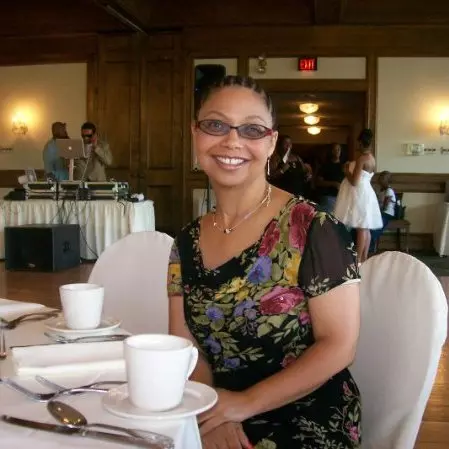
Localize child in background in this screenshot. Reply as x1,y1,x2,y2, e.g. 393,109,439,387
370,171,397,252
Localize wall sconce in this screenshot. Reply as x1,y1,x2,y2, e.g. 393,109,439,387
440,120,449,136
256,55,267,74
12,113,28,135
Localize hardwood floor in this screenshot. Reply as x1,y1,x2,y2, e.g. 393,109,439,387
0,261,448,448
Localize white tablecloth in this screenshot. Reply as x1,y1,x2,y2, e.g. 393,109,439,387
433,202,449,256
0,299,202,449
0,200,155,260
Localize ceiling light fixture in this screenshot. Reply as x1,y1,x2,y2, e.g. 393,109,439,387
304,115,320,125
307,126,321,135
299,103,319,114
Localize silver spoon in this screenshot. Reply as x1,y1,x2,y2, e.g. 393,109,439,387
47,401,174,448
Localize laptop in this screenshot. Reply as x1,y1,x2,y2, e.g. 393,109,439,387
55,138,86,159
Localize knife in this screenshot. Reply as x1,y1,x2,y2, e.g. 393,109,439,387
1,415,171,448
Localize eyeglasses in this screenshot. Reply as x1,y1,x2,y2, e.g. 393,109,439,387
196,120,273,140
82,133,93,138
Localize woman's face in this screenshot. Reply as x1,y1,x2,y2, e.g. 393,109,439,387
192,86,277,188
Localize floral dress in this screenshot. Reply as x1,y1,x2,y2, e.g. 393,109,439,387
168,197,361,449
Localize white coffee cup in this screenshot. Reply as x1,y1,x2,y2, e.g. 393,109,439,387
124,334,199,411
59,283,104,330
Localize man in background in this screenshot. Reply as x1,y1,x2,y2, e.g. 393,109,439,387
42,122,69,181
75,122,112,181
316,143,345,213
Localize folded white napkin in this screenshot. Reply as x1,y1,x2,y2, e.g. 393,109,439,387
0,298,45,319
11,341,125,376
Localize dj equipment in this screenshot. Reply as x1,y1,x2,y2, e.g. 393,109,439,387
25,182,57,200
24,181,129,201
58,181,89,201
86,181,129,200
4,224,80,272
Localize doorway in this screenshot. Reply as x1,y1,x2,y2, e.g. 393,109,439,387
269,90,366,170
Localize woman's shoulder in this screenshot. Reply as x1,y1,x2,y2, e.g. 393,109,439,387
280,195,333,227
175,217,201,245
275,196,341,252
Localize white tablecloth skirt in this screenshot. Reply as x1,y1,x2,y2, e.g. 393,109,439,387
0,200,155,260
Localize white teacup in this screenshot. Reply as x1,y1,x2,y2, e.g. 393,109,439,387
59,283,104,330
124,334,199,412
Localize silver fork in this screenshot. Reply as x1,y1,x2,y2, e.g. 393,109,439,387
0,378,108,402
44,332,129,344
35,375,126,392
0,329,6,359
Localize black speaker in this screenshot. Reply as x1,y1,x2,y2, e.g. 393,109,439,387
4,224,80,272
194,64,227,116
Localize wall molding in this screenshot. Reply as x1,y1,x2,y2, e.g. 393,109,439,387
372,172,448,194
378,232,433,252
184,25,449,56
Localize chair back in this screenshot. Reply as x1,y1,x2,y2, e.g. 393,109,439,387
351,251,447,449
88,231,174,334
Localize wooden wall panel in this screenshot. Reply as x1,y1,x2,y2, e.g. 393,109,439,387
146,186,176,235
100,62,137,168
144,60,176,169
97,35,141,190
140,34,184,235
0,35,98,66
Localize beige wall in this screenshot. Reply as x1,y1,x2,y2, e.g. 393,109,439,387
377,58,449,234
377,57,449,173
0,63,87,171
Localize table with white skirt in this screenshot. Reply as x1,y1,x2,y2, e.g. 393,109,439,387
0,298,203,449
0,200,155,260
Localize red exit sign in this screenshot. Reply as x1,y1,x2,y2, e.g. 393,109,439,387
298,57,318,71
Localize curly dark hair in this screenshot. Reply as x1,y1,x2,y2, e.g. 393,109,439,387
357,128,373,149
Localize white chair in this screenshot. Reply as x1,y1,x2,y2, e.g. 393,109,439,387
351,251,448,449
88,231,174,334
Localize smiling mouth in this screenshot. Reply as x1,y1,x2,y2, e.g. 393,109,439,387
213,156,248,168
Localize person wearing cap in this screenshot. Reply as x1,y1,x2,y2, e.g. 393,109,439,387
42,122,69,181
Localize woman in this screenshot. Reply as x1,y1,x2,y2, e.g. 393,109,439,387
168,75,361,449
334,129,383,263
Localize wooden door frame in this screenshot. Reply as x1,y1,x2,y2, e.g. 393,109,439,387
256,78,372,161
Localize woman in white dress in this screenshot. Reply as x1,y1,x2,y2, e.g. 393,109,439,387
334,129,383,263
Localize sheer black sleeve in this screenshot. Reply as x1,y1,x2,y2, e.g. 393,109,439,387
299,212,360,299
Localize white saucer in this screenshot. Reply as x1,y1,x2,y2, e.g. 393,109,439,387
103,381,218,420
44,317,121,336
